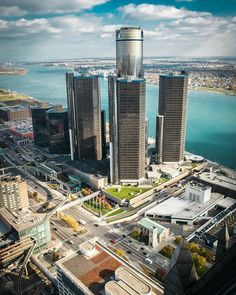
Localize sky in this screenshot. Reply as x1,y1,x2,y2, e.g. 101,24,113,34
0,0,236,61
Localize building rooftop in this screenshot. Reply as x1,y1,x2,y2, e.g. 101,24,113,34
197,172,236,192
146,193,224,221
187,180,211,192
64,159,109,179
0,208,46,232
0,175,25,184
172,193,223,221
57,245,122,294
115,267,151,295
0,106,29,111
138,218,166,234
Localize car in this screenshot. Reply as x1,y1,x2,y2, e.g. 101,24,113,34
140,247,144,250
53,228,57,231
143,252,147,256
145,258,153,265
129,240,132,243
73,233,77,237
110,240,116,244
122,234,126,238
94,224,98,227
127,250,132,254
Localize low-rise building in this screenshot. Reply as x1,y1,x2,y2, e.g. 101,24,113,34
0,208,51,253
0,106,31,122
63,159,109,190
56,243,158,295
138,218,169,248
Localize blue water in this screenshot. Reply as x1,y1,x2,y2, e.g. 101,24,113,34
0,65,235,169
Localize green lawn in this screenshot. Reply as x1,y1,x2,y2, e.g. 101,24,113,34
106,208,125,218
105,186,150,200
83,201,112,215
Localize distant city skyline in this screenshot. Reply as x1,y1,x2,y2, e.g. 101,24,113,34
0,0,236,61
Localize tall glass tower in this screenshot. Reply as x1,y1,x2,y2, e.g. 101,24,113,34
109,27,146,184
116,27,143,78
156,72,188,162
66,73,102,161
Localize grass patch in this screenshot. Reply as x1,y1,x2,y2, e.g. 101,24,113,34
106,209,125,218
83,201,112,215
105,186,150,200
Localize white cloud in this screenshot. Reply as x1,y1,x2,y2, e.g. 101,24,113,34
0,5,26,16
0,0,109,16
119,3,210,20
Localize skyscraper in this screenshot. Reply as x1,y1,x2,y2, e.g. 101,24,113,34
31,102,51,147
109,27,146,184
116,27,144,78
0,175,29,211
46,105,70,154
101,110,107,160
156,72,188,163
66,73,102,161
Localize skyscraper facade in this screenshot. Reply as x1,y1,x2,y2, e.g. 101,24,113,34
116,27,143,78
46,105,70,154
0,175,29,211
66,73,102,161
109,27,146,183
31,102,51,147
156,73,188,163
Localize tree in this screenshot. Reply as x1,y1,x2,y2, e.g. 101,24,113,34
192,252,206,268
33,191,38,198
188,242,199,253
115,249,125,257
160,245,174,259
28,191,33,198
175,236,183,245
131,227,141,239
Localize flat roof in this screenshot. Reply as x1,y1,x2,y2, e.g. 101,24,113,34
197,172,236,191
115,267,151,295
172,193,223,220
138,218,166,234
187,180,211,191
58,246,122,293
217,197,236,209
146,197,189,217
64,159,109,179
0,208,46,232
146,193,224,221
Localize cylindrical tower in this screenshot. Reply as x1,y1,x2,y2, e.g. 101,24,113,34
116,27,143,79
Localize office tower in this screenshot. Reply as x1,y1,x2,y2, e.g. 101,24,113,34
117,79,146,181
156,72,188,163
66,73,102,161
109,27,146,184
116,27,143,78
46,105,70,154
108,75,119,184
215,224,229,260
0,175,29,211
101,110,107,159
32,102,51,147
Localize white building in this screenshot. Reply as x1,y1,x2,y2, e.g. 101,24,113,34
138,218,169,248
185,181,211,204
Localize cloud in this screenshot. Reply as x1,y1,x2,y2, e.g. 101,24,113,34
119,3,210,20
0,0,109,16
0,6,26,16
